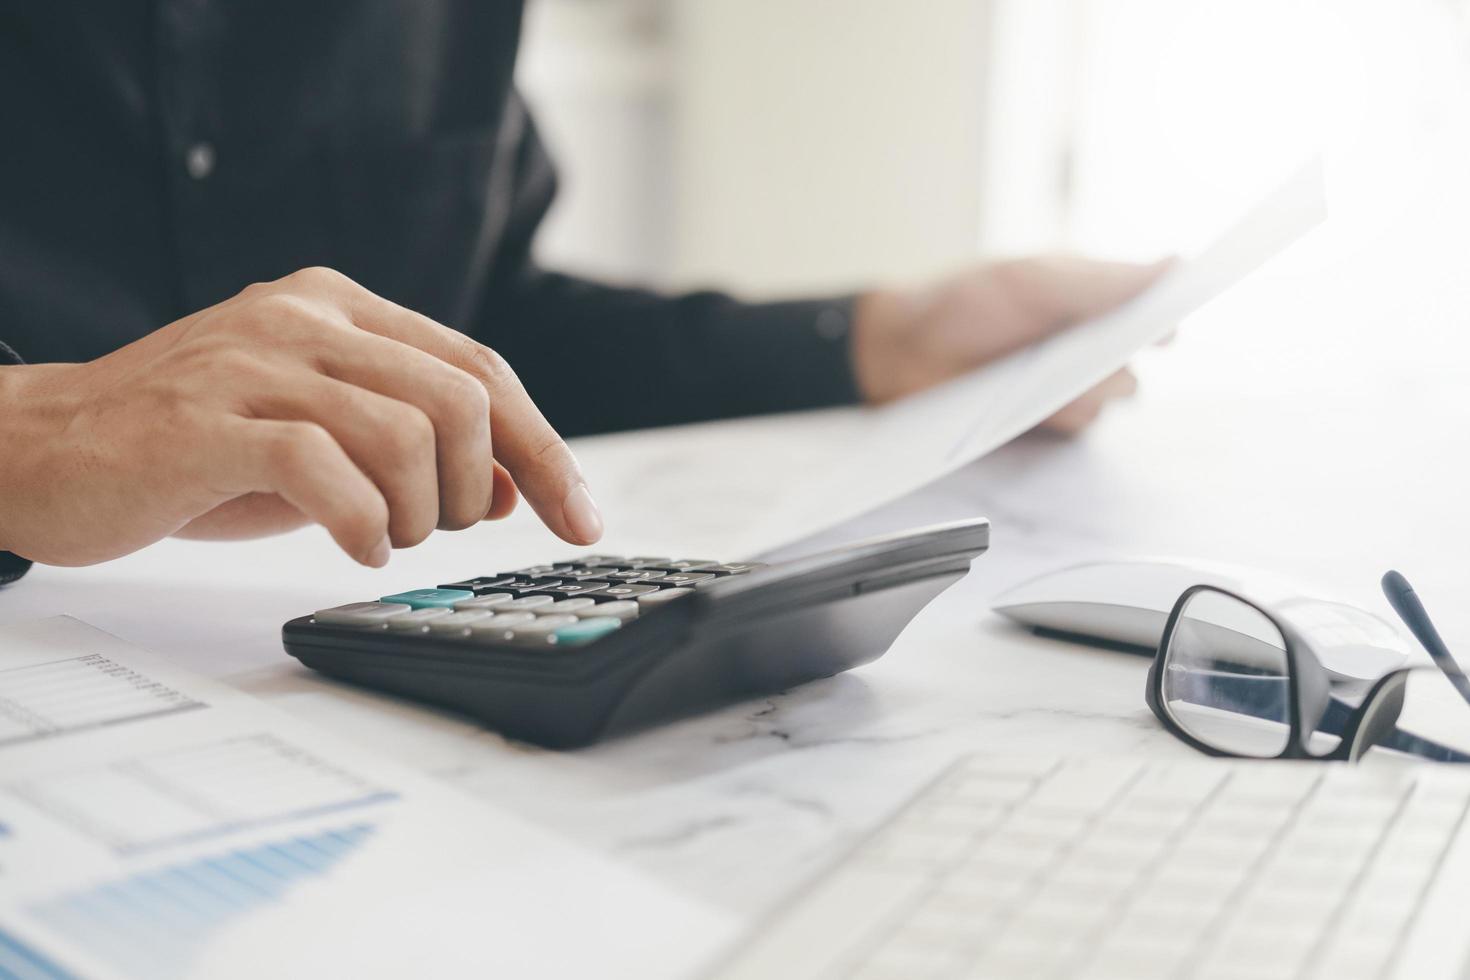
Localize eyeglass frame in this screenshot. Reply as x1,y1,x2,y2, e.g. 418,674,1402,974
1144,584,1460,763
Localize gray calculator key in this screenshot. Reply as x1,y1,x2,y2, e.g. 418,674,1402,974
654,560,719,572
314,602,412,627
656,573,715,587
509,614,580,635
542,597,596,615
427,611,497,634
605,569,667,582
386,608,452,630
503,595,556,612
593,584,660,600
536,581,611,598
637,587,693,608
585,600,637,620
467,611,537,635
453,594,515,612
708,562,766,575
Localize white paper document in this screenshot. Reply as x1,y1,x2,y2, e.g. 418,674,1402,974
0,617,733,980
742,160,1327,555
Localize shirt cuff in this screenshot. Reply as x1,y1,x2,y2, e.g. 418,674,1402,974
0,339,33,587
702,295,863,417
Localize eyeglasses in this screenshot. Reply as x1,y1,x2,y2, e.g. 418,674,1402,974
1145,571,1470,763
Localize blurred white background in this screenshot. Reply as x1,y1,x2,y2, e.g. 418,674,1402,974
517,0,1470,295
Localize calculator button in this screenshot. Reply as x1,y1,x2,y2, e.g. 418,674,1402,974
314,602,412,627
655,573,715,587
542,597,596,615
605,569,667,582
706,562,766,575
568,555,625,567
485,578,555,595
381,588,475,609
589,584,660,601
582,600,637,620
502,595,556,612
619,556,671,568
426,611,497,635
650,560,719,572
453,594,514,612
637,587,694,608
437,577,516,595
510,564,574,578
546,567,621,582
385,608,453,630
467,611,537,635
534,581,612,598
554,617,622,646
511,614,580,634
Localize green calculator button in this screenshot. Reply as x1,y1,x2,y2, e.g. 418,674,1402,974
553,617,623,646
380,588,475,609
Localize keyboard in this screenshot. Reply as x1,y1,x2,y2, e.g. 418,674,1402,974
282,519,990,748
710,755,1470,980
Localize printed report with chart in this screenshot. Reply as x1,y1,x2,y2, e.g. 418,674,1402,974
0,616,732,980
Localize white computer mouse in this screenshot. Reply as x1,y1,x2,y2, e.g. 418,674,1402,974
991,558,1408,682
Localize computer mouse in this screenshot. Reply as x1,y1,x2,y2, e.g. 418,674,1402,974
991,559,1408,682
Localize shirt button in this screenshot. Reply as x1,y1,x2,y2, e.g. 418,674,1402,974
814,307,849,341
184,142,216,180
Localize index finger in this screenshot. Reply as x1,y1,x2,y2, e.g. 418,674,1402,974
322,273,603,545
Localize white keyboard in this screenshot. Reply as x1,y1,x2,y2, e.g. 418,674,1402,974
710,756,1470,980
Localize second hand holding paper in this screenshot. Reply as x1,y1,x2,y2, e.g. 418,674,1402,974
743,159,1328,556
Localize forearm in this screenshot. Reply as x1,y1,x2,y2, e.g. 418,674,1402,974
481,269,863,436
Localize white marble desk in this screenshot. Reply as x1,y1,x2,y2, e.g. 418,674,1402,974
4,169,1470,966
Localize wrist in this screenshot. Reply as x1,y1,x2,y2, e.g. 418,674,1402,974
851,285,929,404
0,363,77,557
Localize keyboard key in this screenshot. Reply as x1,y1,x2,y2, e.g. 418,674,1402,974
453,594,515,612
426,611,497,635
590,583,660,601
499,615,580,646
706,562,767,575
382,588,475,609
584,600,637,620
313,602,411,627
554,617,623,646
637,587,693,608
385,608,452,630
541,597,596,615
437,577,516,595
655,572,716,588
502,595,557,612
534,581,612,598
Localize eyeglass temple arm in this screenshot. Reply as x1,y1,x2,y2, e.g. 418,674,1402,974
1382,570,1470,706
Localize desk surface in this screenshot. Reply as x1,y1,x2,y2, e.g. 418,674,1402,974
4,169,1470,959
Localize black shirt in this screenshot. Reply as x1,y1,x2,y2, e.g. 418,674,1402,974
0,1,860,437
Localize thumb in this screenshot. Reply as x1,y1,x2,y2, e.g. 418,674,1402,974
1030,255,1174,326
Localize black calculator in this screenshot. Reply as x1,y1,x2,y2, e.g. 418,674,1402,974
283,518,989,748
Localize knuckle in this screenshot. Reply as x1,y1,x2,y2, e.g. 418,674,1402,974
290,265,351,290
267,422,331,474
456,338,516,389
379,405,434,461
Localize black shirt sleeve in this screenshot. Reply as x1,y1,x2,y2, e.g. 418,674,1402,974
472,95,862,437
0,339,33,587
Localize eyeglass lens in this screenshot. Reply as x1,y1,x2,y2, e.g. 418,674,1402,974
1162,590,1293,758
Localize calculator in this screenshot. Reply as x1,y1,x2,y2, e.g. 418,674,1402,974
283,518,989,748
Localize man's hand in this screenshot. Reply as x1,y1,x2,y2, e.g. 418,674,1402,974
0,267,603,567
852,255,1170,434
